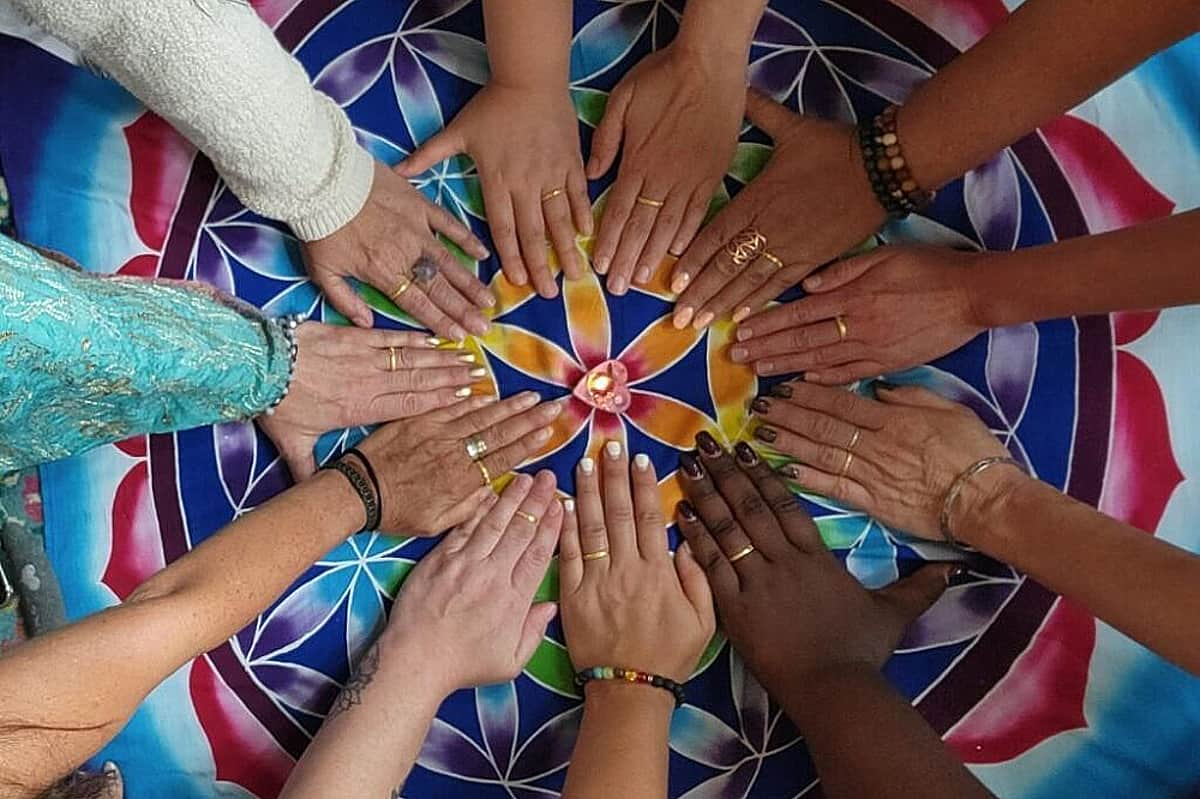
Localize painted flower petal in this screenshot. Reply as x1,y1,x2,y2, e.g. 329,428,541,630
254,662,341,716
476,682,518,776
679,761,760,799
897,582,1019,651
570,2,652,84
1113,310,1160,347
356,128,410,166
403,0,473,30
313,37,393,106
754,8,811,47
620,316,703,383
418,717,498,780
510,705,583,781
542,396,592,460
986,323,1038,426
728,142,773,186
583,411,626,463
880,213,982,251
479,323,583,387
801,54,855,124
392,42,445,147
731,654,769,752
571,87,608,128
707,319,758,441
892,366,1005,430
123,112,195,251
825,47,929,105
964,151,1020,251
626,389,715,451
250,566,353,661
670,705,752,769
103,462,164,601
489,270,539,316
211,223,304,281
888,0,1007,52
406,30,490,85
365,557,414,599
564,267,611,369
748,49,807,102
815,513,871,551
214,421,257,506
845,522,898,589
344,570,387,662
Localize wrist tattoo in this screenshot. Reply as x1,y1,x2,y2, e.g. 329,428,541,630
326,643,380,721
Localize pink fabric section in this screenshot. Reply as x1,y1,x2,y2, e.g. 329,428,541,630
102,460,165,601
889,0,1008,51
122,114,195,253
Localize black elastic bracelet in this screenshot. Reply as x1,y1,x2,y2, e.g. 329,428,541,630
342,447,383,528
574,666,686,707
325,459,381,530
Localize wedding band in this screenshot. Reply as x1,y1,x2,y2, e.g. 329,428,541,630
847,427,861,450
515,510,538,524
390,277,412,301
761,251,784,269
636,195,665,208
728,544,756,564
724,227,768,267
835,315,848,341
840,450,854,477
388,346,399,372
475,460,492,487
582,550,610,561
541,187,565,203
465,435,488,460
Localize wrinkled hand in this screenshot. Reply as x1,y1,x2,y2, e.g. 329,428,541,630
674,434,952,700
379,471,562,694
750,381,1015,540
560,441,715,682
588,46,745,295
259,323,485,478
303,161,493,340
398,83,592,298
671,90,885,330
352,390,563,535
732,247,984,383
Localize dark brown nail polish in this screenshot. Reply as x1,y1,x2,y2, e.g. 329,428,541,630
754,426,778,444
696,431,722,457
734,442,759,465
680,452,705,479
947,565,969,585
750,397,770,414
677,500,698,521
770,383,794,399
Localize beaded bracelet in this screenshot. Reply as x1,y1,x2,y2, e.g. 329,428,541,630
343,447,384,530
325,458,382,530
575,666,686,707
856,105,934,218
264,314,303,416
938,456,1023,546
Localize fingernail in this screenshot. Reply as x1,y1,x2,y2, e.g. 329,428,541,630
458,353,476,363
609,275,626,295
594,256,609,275
546,401,564,418
730,346,748,363
731,306,752,324
679,452,704,479
469,367,487,378
770,383,793,399
677,500,698,520
518,391,541,408
563,498,576,513
671,273,690,294
734,442,760,465
756,361,775,375
537,426,553,442
692,311,714,330
736,326,753,342
427,336,443,346
579,457,595,475
455,387,472,398
468,317,490,335
695,431,721,457
677,540,692,557
635,267,652,284
513,273,529,286
751,397,770,414
754,426,778,443
484,293,497,308
450,325,468,343
672,306,694,329
582,216,595,236
779,463,801,479
634,452,651,471
605,440,622,459
804,274,822,290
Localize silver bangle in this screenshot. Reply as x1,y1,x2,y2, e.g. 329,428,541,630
938,456,1023,546
264,313,303,416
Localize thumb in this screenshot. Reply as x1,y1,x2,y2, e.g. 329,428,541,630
745,88,797,139
875,563,957,625
283,446,318,482
675,541,715,620
315,273,374,328
802,247,893,293
514,602,558,666
587,86,631,179
396,128,466,177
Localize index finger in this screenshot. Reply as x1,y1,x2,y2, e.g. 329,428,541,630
697,437,791,560
737,295,845,342
732,442,825,554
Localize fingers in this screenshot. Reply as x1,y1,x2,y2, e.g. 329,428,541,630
875,563,954,626
592,175,640,278
600,439,637,562
490,469,558,564
437,252,496,310
750,394,864,453
728,441,824,553
396,128,465,177
371,345,476,373
744,88,795,139
514,601,558,668
770,382,887,430
674,541,716,628
483,176,528,287
470,395,563,454
671,206,757,328
632,191,686,286
778,461,873,513
316,273,373,328
514,194,556,298
806,362,887,386
426,203,491,262
748,342,867,378
558,497,584,594
461,472,534,558
677,450,759,572
729,319,844,368
875,383,960,411
575,456,609,573
567,167,594,237
368,387,476,422
736,295,845,342
352,327,442,351
441,489,498,553
630,452,668,559
587,85,631,179
697,252,794,328
390,274,467,343
801,248,891,294
675,504,739,597
511,497,563,594
543,187,584,281
419,248,491,334
693,434,790,559
669,188,713,259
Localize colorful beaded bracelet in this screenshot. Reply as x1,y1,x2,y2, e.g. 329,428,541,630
575,666,686,707
856,105,934,218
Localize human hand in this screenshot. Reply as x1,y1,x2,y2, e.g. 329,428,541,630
397,83,592,298
671,91,886,330
587,45,745,295
750,381,1022,541
674,433,952,702
560,440,715,683
258,322,486,478
351,390,564,535
302,161,493,340
378,471,562,695
731,247,984,383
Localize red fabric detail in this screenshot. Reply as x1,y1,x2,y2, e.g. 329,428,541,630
1112,310,1161,347
123,114,196,251
116,253,162,279
102,461,164,600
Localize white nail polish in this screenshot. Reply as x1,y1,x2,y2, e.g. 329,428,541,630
579,457,595,475
563,498,576,513
605,440,622,459
469,367,487,378
455,387,472,398
634,453,650,471
458,353,476,363
426,336,443,346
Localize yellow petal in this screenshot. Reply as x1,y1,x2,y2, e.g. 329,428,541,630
478,323,582,387
620,315,704,383
707,317,758,441
563,266,611,368
625,389,716,450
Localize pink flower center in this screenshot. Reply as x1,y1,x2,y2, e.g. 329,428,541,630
573,359,631,414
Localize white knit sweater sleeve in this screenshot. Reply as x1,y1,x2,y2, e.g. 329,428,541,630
12,0,374,240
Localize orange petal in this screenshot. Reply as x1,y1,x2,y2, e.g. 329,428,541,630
537,396,591,460
630,251,678,302
625,389,716,450
583,411,626,463
658,471,685,525
563,267,611,368
620,315,704,383
707,317,758,441
478,323,583,387
488,270,537,317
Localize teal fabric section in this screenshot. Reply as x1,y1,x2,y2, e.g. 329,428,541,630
0,233,291,472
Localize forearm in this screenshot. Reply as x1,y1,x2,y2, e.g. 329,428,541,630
562,683,673,799
0,236,290,472
483,0,571,88
281,638,444,799
900,0,1200,189
783,665,994,799
968,209,1200,327
12,0,373,239
960,474,1200,674
674,0,768,59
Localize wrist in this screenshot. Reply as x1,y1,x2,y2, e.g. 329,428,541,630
961,250,1021,329
582,679,676,718
374,630,453,706
781,661,881,731
307,469,368,539
951,465,1032,551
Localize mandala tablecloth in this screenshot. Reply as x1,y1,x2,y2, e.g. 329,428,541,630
2,1,1199,797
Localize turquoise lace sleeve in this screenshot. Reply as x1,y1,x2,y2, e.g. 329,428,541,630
0,234,292,472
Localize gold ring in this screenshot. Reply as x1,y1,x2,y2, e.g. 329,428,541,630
541,187,565,203
835,315,848,341
515,510,538,524
761,251,784,270
465,435,488,461
847,427,861,450
582,550,609,562
475,460,492,487
839,450,854,477
390,277,412,301
724,227,768,267
388,346,399,372
728,544,757,564
636,195,665,208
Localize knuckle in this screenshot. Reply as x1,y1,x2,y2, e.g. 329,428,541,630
523,541,553,564
580,522,607,540
769,492,800,515
736,493,768,518
399,393,423,417
492,222,517,241
708,516,737,540
607,504,635,525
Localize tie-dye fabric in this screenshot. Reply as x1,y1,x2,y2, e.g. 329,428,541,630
1,2,1198,798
